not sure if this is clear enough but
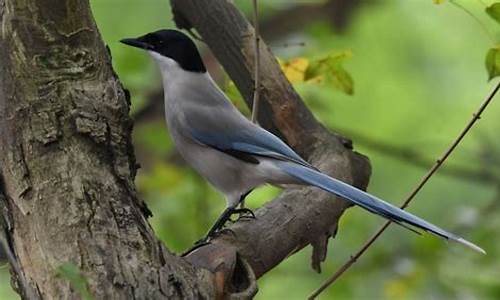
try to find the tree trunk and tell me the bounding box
[0,0,371,299]
[0,1,214,299]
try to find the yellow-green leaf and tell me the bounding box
[433,0,446,4]
[330,65,354,95]
[486,3,500,24]
[304,51,354,95]
[282,57,309,83]
[485,47,500,80]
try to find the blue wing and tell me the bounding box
[179,96,484,253]
[189,121,314,168]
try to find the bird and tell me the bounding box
[120,29,484,254]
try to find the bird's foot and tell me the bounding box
[232,208,256,220]
[195,226,236,246]
[182,238,211,256]
[184,206,253,256]
[184,227,236,256]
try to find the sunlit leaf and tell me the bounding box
[305,51,354,95]
[306,75,325,84]
[282,57,309,83]
[485,47,500,80]
[56,263,93,300]
[486,3,500,24]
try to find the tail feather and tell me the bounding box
[276,161,485,254]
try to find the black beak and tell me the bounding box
[120,38,154,50]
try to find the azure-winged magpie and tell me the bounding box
[121,29,484,253]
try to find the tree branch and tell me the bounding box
[0,0,372,298]
[171,0,371,279]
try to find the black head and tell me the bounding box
[120,29,206,73]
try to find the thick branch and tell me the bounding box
[0,1,214,298]
[171,0,371,277]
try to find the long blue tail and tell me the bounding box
[276,161,485,254]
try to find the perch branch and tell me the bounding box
[170,0,371,281]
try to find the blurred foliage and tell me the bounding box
[2,0,500,299]
[486,2,500,23]
[280,50,354,94]
[486,47,500,79]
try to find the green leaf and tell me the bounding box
[433,0,446,4]
[329,65,355,95]
[485,47,500,80]
[305,51,354,95]
[486,3,500,24]
[56,263,93,300]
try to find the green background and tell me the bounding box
[1,0,499,299]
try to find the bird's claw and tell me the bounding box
[232,208,256,220]
[195,226,236,247]
[194,237,211,247]
[186,206,254,256]
[181,238,211,256]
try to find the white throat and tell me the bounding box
[148,51,227,110]
[149,51,209,93]
[149,51,185,78]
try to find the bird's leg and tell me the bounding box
[183,207,237,256]
[192,191,255,247]
[237,189,253,210]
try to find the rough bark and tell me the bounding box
[0,1,214,299]
[0,0,372,299]
[171,0,370,276]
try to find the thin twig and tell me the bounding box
[308,81,500,299]
[251,0,261,124]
